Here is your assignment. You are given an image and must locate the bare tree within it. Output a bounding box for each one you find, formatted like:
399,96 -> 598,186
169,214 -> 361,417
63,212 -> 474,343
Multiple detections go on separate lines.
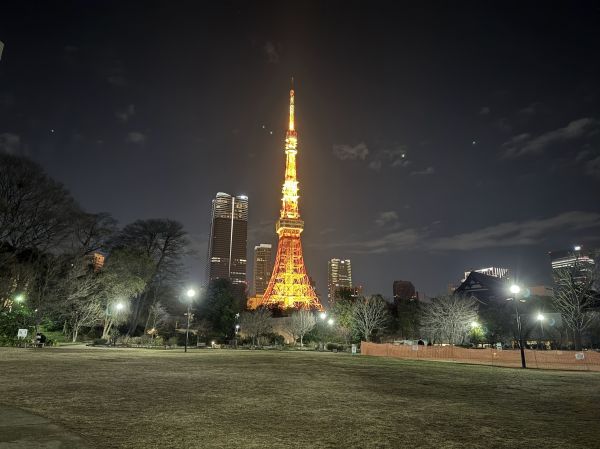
70,212 -> 117,256
99,248 -> 153,338
57,257 -> 104,340
351,295 -> 389,342
239,308 -> 272,346
553,266 -> 598,350
283,310 -> 316,346
69,299 -> 103,342
421,295 -> 478,345
113,219 -> 189,335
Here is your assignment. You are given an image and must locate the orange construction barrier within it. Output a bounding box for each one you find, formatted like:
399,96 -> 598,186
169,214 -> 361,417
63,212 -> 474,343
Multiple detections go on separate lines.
360,342 -> 600,371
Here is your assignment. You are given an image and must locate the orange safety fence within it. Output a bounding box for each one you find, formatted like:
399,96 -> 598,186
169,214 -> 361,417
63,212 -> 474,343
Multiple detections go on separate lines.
360,342 -> 600,371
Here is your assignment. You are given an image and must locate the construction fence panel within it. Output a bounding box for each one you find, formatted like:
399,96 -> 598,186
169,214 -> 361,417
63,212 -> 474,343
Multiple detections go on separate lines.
360,342 -> 600,371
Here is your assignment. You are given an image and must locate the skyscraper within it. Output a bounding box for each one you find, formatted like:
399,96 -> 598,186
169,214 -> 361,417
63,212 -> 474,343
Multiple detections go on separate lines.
253,244 -> 272,296
207,192 -> 248,292
250,83 -> 323,311
328,258 -> 352,301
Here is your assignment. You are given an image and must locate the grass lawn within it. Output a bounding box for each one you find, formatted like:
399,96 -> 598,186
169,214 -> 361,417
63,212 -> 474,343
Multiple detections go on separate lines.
1,347 -> 599,449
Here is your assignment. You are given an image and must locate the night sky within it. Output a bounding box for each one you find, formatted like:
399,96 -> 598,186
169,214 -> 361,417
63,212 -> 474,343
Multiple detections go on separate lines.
1,1 -> 600,299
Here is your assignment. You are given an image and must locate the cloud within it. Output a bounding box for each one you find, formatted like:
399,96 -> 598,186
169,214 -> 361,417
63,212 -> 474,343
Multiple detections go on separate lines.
0,133 -> 21,154
116,104 -> 135,122
367,146 -> 410,170
585,156 -> 600,178
263,41 -> 279,63
332,142 -> 369,160
328,210 -> 600,255
330,228 -> 423,254
248,220 -> 274,244
375,211 -> 399,227
430,211 -> 600,251
479,106 -> 491,115
107,75 -> 126,87
518,102 -> 539,116
493,118 -> 513,133
126,131 -> 147,144
410,166 -> 435,176
391,158 -> 411,168
368,159 -> 382,171
502,117 -> 599,158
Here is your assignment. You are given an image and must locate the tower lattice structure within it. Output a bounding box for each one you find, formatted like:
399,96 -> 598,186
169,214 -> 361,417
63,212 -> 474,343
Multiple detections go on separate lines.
250,85 -> 323,311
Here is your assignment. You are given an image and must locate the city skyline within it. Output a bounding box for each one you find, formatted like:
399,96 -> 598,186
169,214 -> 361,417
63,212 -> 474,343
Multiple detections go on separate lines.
1,2 -> 599,296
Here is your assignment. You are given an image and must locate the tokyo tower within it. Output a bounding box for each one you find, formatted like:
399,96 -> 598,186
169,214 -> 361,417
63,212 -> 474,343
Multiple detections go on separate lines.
250,83 -> 323,311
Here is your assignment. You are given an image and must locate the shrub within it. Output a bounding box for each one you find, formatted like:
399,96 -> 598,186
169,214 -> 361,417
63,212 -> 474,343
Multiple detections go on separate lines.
0,336 -> 19,346
93,338 -> 108,346
326,343 -> 338,351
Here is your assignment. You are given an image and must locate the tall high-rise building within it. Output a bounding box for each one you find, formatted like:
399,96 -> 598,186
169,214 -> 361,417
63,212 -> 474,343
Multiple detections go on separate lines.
249,83 -> 323,311
328,258 -> 352,301
253,244 -> 272,296
207,192 -> 248,291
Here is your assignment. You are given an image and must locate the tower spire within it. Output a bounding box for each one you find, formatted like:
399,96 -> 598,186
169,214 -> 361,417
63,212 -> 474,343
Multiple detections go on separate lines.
289,77 -> 295,132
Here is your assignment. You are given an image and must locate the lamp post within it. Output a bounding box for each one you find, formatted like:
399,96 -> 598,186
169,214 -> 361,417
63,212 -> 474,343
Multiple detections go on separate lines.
507,284 -> 526,369
184,288 -> 197,353
103,301 -> 124,340
536,313 -> 545,349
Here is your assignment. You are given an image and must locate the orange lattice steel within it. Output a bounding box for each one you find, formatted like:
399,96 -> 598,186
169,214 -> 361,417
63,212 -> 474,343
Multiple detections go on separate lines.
249,84 -> 323,311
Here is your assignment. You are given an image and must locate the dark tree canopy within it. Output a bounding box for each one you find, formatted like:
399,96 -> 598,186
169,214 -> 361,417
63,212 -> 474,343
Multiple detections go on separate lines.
0,154 -> 79,251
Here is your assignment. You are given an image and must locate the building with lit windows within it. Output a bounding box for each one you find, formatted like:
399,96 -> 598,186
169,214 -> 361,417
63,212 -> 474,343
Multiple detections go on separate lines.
462,267 -> 510,283
328,258 -> 352,302
253,244 -> 272,296
549,246 -> 596,272
206,192 -> 248,293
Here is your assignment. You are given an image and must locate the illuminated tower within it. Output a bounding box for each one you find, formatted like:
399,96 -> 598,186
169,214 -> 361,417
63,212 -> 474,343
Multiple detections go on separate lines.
250,84 -> 323,311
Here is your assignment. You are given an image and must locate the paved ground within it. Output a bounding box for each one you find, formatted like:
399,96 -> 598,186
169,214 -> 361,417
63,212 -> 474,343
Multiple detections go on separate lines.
0,405 -> 93,449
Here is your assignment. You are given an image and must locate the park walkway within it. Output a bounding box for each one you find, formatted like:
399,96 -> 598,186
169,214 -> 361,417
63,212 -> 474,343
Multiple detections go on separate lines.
0,405 -> 94,449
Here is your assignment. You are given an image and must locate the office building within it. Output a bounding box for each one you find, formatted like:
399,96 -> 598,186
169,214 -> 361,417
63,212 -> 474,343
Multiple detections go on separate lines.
462,267 -> 509,283
253,244 -> 272,296
207,192 -> 248,291
328,258 -> 352,302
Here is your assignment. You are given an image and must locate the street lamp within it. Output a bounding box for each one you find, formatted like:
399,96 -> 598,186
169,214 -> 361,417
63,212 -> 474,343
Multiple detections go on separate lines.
327,318 -> 334,326
507,284 -> 526,368
470,321 -> 479,329
115,302 -> 124,311
319,312 -> 327,320
184,288 -> 198,353
536,313 -> 545,349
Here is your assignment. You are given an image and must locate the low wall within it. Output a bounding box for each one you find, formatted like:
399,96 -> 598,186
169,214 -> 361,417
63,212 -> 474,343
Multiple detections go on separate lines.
360,342 -> 600,371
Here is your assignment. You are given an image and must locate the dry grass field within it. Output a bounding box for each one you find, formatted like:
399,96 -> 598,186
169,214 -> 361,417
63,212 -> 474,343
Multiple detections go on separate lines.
1,346 -> 599,449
